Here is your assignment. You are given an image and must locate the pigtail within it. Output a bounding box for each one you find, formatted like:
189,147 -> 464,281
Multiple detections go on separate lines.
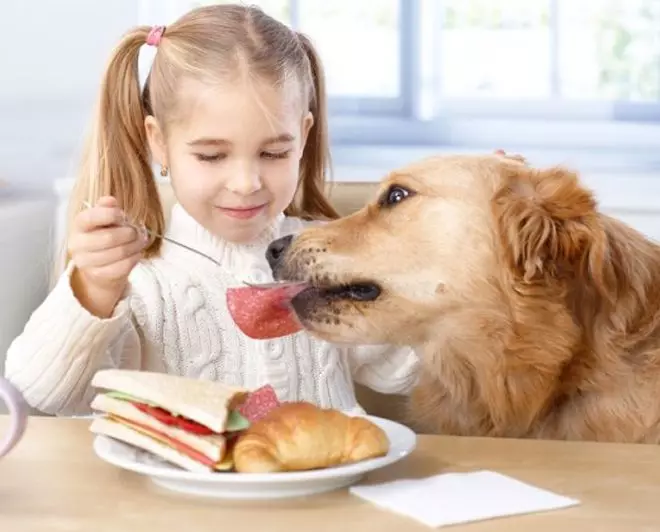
291,32 -> 339,221
61,26 -> 164,272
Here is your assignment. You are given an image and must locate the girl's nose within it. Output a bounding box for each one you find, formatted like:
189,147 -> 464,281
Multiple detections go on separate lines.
224,161 -> 262,195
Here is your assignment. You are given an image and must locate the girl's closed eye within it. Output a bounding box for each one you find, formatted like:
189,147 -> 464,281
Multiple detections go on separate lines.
195,153 -> 227,163
261,150 -> 291,160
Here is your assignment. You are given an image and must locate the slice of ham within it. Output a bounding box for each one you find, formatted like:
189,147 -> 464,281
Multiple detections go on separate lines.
109,414 -> 233,470
227,282 -> 308,340
132,403 -> 214,436
237,384 -> 281,422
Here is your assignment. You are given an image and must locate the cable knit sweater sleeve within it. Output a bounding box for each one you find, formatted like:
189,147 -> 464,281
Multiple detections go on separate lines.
346,344 -> 420,395
4,262 -> 143,416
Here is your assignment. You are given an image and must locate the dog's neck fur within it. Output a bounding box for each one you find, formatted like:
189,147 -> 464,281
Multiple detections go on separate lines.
408,215 -> 660,440
567,216 -> 660,345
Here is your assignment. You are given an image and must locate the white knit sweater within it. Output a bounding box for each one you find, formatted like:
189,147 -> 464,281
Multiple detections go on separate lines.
4,204 -> 419,416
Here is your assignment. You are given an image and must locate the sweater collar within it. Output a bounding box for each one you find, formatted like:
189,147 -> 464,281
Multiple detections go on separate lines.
161,203 -> 285,277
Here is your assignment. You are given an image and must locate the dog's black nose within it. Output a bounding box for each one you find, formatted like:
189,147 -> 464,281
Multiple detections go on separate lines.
266,234 -> 294,271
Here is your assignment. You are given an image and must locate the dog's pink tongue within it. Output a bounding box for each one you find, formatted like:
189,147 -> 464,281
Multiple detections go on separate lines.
227,282 -> 308,340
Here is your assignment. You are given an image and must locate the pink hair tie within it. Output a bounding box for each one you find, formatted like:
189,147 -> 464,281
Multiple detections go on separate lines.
146,25 -> 166,47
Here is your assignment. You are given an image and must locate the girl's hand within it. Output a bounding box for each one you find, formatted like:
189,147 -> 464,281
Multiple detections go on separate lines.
68,196 -> 147,318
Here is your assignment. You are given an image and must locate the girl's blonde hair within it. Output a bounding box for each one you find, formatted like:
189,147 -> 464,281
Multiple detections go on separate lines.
62,3 -> 338,271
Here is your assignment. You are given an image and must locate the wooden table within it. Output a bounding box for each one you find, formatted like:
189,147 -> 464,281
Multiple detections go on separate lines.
2,417 -> 660,531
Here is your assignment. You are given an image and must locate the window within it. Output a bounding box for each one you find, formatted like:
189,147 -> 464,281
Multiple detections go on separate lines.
141,0 -> 660,155
436,0 -> 660,116
174,0 -> 405,114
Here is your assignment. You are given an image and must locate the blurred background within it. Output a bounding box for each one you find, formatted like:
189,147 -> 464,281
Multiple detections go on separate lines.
1,0 -> 660,375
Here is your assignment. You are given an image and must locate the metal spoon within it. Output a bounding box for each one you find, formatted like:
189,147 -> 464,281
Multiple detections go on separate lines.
81,201 -> 294,288
82,200 -> 224,268
242,280 -> 308,289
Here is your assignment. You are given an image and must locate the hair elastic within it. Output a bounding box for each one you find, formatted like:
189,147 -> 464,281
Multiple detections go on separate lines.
146,25 -> 166,47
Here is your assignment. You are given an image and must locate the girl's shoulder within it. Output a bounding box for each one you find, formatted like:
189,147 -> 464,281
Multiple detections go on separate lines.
128,255 -> 201,292
125,257 -> 211,329
126,257 -> 192,304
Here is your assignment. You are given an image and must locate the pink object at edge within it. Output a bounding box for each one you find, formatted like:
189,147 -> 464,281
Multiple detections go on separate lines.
0,377 -> 28,459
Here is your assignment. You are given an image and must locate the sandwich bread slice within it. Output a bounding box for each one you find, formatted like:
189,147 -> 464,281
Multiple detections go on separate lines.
89,369 -> 280,473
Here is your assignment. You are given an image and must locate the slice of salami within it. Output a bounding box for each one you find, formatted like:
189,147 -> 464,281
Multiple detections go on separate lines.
238,384 -> 281,422
226,283 -> 307,340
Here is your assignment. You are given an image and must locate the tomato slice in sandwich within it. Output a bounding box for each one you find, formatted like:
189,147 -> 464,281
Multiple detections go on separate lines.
105,384 -> 281,437
132,403 -> 214,436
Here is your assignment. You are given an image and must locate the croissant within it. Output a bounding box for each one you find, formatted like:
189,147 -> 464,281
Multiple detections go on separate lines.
233,402 -> 390,473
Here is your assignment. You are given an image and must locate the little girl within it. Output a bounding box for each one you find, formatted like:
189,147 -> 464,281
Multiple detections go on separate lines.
5,4 -> 419,416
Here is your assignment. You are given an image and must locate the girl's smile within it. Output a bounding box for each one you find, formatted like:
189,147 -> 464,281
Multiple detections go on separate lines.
217,203 -> 268,220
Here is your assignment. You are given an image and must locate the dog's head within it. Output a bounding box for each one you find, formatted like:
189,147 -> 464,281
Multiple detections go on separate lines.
267,153 -> 610,345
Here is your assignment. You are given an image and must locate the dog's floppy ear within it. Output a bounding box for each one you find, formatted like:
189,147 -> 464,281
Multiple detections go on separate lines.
492,165 -> 608,286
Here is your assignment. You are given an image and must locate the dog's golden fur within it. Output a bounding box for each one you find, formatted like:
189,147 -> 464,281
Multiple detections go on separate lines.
273,153 -> 660,442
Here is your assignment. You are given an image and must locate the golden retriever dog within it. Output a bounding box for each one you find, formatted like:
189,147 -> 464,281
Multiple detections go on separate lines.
266,153 -> 660,443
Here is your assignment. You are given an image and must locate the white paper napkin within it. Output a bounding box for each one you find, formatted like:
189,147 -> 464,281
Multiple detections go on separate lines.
349,470 -> 580,528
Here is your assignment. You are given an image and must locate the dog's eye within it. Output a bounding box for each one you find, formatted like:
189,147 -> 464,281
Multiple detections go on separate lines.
381,185 -> 412,206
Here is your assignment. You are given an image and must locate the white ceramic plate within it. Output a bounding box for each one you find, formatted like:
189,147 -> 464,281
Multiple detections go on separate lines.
92,415 -> 416,500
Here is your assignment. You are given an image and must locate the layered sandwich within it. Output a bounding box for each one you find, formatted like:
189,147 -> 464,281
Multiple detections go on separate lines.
89,369 -> 280,473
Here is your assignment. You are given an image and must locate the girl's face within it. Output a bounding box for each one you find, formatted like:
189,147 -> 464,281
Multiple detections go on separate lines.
146,77 -> 313,244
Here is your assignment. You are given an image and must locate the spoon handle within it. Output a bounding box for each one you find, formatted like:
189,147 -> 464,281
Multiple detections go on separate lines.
81,200 -> 224,268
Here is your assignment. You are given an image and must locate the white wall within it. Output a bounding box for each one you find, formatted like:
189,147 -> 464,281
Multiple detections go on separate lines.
0,1 -> 139,402
0,0 -> 139,190
0,198 -> 55,375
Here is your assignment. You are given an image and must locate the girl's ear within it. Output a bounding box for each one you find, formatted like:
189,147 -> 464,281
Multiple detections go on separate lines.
299,111 -> 314,160
144,115 -> 167,166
